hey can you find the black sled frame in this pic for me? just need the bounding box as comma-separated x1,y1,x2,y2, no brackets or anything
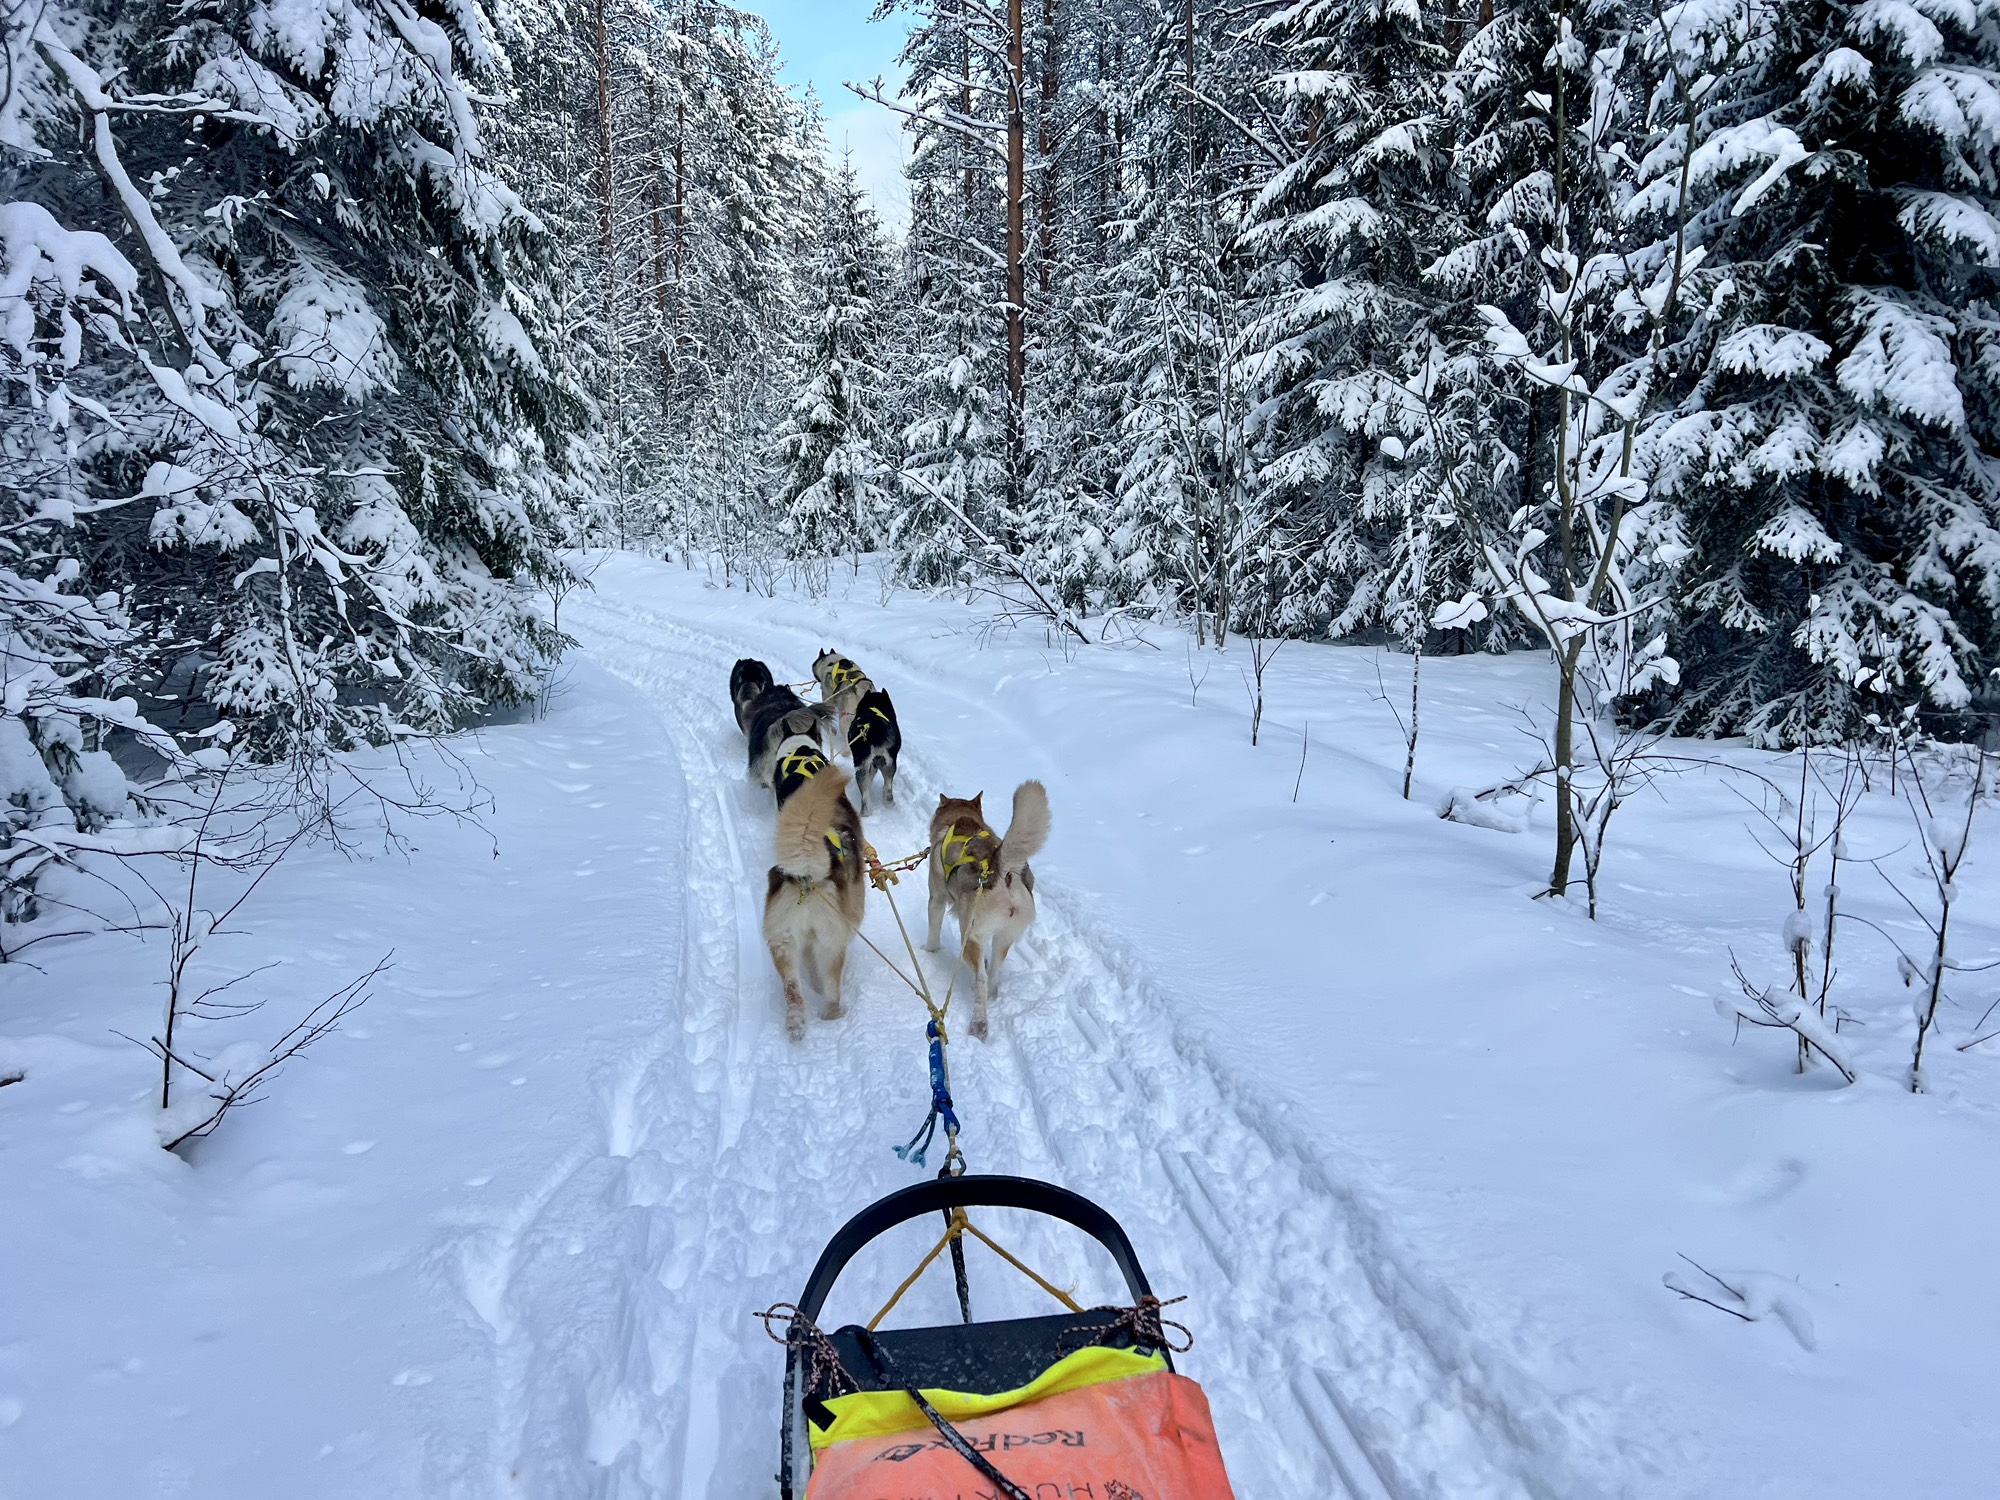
777,1173,1168,1499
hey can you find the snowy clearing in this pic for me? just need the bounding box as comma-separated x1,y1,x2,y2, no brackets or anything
4,554,1996,1499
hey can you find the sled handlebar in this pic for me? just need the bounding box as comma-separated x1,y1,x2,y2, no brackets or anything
794,1173,1158,1323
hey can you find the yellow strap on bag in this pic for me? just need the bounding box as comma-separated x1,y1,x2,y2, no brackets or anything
808,1345,1166,1450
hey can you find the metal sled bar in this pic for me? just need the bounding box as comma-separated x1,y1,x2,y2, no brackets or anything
793,1173,1158,1323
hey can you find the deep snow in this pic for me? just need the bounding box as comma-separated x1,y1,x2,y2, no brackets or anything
3,552,1996,1499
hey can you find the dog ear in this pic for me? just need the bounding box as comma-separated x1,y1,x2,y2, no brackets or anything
973,791,984,809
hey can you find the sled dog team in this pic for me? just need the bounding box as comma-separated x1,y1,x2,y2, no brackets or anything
729,650,1049,1044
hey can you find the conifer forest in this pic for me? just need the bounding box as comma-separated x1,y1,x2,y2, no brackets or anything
9,0,2000,871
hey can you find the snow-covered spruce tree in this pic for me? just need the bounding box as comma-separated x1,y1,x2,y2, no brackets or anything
1099,0,1273,641
1434,0,1816,907
895,198,1010,584
6,0,581,780
0,11,178,928
487,0,620,546
1642,1,2000,744
1020,261,1126,609
877,0,1014,583
530,0,825,559
773,159,894,581
1015,0,1141,612
1238,0,1489,645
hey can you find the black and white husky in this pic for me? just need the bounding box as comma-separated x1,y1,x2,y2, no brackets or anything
845,687,901,814
729,658,776,733
743,683,834,788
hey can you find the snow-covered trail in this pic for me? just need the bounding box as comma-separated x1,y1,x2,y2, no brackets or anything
457,569,1617,1499
14,555,1995,1500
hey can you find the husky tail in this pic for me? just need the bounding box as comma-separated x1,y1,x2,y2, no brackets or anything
997,780,1049,876
774,765,853,878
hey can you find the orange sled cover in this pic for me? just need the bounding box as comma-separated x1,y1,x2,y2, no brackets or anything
806,1346,1238,1500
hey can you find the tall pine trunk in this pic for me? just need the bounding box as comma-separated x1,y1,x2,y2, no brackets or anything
1006,0,1028,514
1038,0,1059,299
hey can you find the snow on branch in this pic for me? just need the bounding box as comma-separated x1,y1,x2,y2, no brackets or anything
1719,955,1859,1084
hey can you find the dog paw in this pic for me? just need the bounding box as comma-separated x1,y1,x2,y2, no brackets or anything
969,1016,989,1042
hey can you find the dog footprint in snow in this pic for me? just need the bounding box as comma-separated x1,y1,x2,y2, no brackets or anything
1694,1157,1806,1208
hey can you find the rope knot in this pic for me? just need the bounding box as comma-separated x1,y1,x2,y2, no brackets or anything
756,1303,856,1398
1058,1294,1194,1356
865,841,927,891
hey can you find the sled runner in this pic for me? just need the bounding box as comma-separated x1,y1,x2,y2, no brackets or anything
773,1174,1238,1500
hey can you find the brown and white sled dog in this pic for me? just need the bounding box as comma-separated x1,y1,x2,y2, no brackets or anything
765,762,866,1040
811,649,874,740
925,781,1049,1040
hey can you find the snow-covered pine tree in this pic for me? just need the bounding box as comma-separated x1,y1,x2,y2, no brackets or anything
1015,0,1145,613
1099,0,1271,640
877,0,1013,583
1239,0,1483,642
774,158,895,583
0,0,592,930
1643,0,2000,744
1437,0,1824,904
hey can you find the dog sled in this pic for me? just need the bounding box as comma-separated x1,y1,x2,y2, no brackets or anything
772,1174,1238,1500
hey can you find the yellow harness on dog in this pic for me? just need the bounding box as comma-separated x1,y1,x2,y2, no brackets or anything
824,660,866,694
774,744,847,881
779,744,825,783
939,825,996,888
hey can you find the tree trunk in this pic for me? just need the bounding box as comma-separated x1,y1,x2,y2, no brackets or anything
1006,0,1028,510
960,5,975,211
1094,33,1109,237
1549,637,1582,895
1545,0,1577,900
593,0,615,275
1037,0,1059,299
648,76,673,409
1111,34,1125,202
1403,644,1422,799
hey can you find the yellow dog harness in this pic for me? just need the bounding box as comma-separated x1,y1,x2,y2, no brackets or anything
779,743,825,784
824,660,866,693
774,744,847,869
939,825,996,887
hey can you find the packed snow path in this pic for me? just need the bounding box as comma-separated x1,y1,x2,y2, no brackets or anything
470,567,1608,1500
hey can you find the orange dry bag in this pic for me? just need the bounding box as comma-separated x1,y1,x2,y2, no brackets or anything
806,1345,1238,1500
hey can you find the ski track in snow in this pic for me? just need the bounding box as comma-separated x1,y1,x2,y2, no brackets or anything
443,584,1615,1500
